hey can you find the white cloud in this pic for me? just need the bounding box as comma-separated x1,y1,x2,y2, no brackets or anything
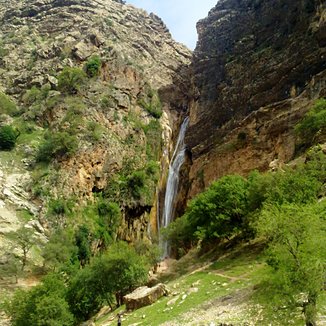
126,0,217,49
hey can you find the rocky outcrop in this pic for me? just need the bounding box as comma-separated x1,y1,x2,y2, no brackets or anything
186,0,326,197
123,283,170,311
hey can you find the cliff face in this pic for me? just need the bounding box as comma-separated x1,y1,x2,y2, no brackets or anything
186,0,326,197
0,0,191,245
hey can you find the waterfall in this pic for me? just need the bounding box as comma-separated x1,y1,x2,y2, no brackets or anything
161,117,189,257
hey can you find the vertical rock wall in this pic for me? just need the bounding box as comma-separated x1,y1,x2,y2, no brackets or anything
185,0,326,197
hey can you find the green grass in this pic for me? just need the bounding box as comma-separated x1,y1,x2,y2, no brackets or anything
17,209,34,222
95,243,267,325
94,240,326,325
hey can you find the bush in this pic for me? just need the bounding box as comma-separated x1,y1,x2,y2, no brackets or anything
127,170,147,199
4,274,74,326
0,92,18,115
22,85,50,106
295,98,326,147
37,131,78,162
58,67,87,94
85,55,101,77
0,125,19,150
142,120,162,161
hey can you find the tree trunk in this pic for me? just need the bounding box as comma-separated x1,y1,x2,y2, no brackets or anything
303,293,317,326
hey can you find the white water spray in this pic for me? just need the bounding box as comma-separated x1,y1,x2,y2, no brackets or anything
161,117,189,257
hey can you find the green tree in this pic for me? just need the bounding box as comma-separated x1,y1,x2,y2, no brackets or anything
57,67,86,94
74,225,91,267
97,199,121,248
67,242,148,321
256,202,326,326
66,266,103,322
162,214,194,256
92,242,148,307
185,174,249,241
7,227,36,271
0,125,20,150
247,167,322,211
42,230,77,272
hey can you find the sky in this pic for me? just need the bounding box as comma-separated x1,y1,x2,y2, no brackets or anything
126,0,218,50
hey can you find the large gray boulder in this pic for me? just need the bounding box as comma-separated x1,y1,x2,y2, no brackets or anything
123,283,170,311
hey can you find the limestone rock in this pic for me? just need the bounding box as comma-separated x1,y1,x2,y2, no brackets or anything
73,41,95,61
185,0,326,198
123,283,170,311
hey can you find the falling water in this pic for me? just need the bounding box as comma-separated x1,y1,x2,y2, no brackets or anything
161,117,189,257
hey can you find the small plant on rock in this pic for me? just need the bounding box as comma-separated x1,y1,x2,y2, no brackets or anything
85,55,101,77
58,67,87,94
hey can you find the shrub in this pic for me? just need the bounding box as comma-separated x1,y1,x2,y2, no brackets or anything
85,55,101,77
0,125,19,150
37,131,78,162
22,85,50,106
128,170,147,199
0,43,8,59
58,67,87,94
142,120,162,161
0,92,18,115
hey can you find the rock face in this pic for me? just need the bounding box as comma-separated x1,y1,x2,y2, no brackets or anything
185,0,326,197
123,283,170,311
0,0,191,91
0,0,191,241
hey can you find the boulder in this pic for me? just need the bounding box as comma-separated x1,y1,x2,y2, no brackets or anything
123,283,170,311
72,41,94,61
